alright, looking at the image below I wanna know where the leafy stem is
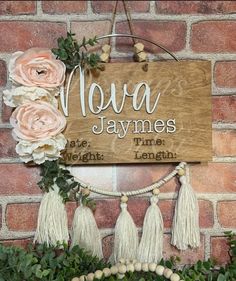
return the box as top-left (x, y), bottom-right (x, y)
top-left (52, 32), bottom-right (101, 70)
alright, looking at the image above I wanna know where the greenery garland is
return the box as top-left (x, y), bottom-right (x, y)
top-left (0, 231), bottom-right (235, 281)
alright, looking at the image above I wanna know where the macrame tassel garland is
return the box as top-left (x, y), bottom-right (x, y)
top-left (111, 196), bottom-right (139, 264)
top-left (71, 205), bottom-right (103, 259)
top-left (171, 169), bottom-right (200, 250)
top-left (34, 186), bottom-right (69, 246)
top-left (137, 189), bottom-right (163, 263)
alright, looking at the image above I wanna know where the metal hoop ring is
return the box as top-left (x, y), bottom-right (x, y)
top-left (97, 33), bottom-right (179, 61)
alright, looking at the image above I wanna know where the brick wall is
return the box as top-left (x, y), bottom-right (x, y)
top-left (0, 1), bottom-right (236, 265)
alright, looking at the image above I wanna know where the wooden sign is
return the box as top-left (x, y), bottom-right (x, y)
top-left (60, 61), bottom-right (212, 165)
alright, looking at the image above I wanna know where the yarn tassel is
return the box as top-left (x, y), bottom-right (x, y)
top-left (171, 169), bottom-right (200, 250)
top-left (111, 196), bottom-right (139, 264)
top-left (71, 204), bottom-right (103, 259)
top-left (34, 186), bottom-right (69, 246)
top-left (137, 189), bottom-right (163, 263)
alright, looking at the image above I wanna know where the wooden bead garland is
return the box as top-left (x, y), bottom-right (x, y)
top-left (72, 261), bottom-right (183, 281)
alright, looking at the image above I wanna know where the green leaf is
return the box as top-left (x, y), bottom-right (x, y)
top-left (217, 273), bottom-right (226, 281)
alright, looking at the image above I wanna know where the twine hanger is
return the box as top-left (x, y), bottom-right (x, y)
top-left (100, 0), bottom-right (148, 63)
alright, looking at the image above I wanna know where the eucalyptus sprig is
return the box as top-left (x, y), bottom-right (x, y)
top-left (52, 32), bottom-right (101, 70)
top-left (38, 160), bottom-right (95, 209)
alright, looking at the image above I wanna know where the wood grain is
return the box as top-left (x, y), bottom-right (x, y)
top-left (60, 61), bottom-right (212, 165)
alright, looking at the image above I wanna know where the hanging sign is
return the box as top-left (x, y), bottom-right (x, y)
top-left (60, 61), bottom-right (212, 164)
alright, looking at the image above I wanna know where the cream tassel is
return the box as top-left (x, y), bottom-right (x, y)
top-left (137, 189), bottom-right (163, 263)
top-left (71, 204), bottom-right (103, 259)
top-left (111, 196), bottom-right (139, 264)
top-left (34, 186), bottom-right (69, 246)
top-left (171, 168), bottom-right (200, 250)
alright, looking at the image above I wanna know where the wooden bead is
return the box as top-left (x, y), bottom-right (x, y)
top-left (156, 265), bottom-right (165, 276)
top-left (178, 168), bottom-right (185, 176)
top-left (103, 268), bottom-right (111, 277)
top-left (94, 270), bottom-right (103, 279)
top-left (100, 52), bottom-right (110, 63)
top-left (118, 264), bottom-right (127, 274)
top-left (110, 266), bottom-right (118, 275)
top-left (127, 263), bottom-right (135, 272)
top-left (134, 262), bottom-right (142, 271)
top-left (134, 51), bottom-right (147, 62)
top-left (121, 195), bottom-right (128, 203)
top-left (170, 273), bottom-right (181, 281)
top-left (141, 262), bottom-right (149, 272)
top-left (153, 188), bottom-right (160, 195)
top-left (82, 188), bottom-right (90, 196)
top-left (87, 273), bottom-right (94, 281)
top-left (164, 268), bottom-right (173, 279)
top-left (71, 278), bottom-right (80, 281)
top-left (134, 42), bottom-right (144, 53)
top-left (117, 273), bottom-right (125, 279)
top-left (119, 258), bottom-right (125, 264)
top-left (102, 44), bottom-right (111, 53)
top-left (148, 262), bottom-right (157, 272)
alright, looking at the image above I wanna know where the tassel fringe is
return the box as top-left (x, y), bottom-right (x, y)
top-left (137, 195), bottom-right (163, 263)
top-left (171, 173), bottom-right (200, 250)
top-left (71, 205), bottom-right (103, 259)
top-left (34, 188), bottom-right (69, 246)
top-left (111, 202), bottom-right (139, 264)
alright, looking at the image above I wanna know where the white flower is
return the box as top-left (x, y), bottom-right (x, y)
top-left (3, 86), bottom-right (58, 108)
top-left (16, 134), bottom-right (67, 164)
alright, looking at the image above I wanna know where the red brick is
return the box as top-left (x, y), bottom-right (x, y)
top-left (156, 1), bottom-right (236, 14)
top-left (211, 236), bottom-right (231, 265)
top-left (1, 104), bottom-right (14, 124)
top-left (116, 164), bottom-right (180, 193)
top-left (71, 21), bottom-right (111, 52)
top-left (164, 234), bottom-right (205, 265)
top-left (92, 1), bottom-right (150, 13)
top-left (0, 164), bottom-right (41, 195)
top-left (191, 21), bottom-right (236, 53)
top-left (0, 22), bottom-right (66, 52)
top-left (66, 201), bottom-right (77, 228)
top-left (0, 1), bottom-right (36, 15)
top-left (215, 61), bottom-right (236, 88)
top-left (0, 129), bottom-right (17, 158)
top-left (213, 95), bottom-right (236, 123)
top-left (217, 201), bottom-right (236, 228)
top-left (199, 200), bottom-right (214, 228)
top-left (116, 21), bottom-right (186, 53)
top-left (102, 235), bottom-right (113, 261)
top-left (6, 203), bottom-right (39, 231)
top-left (0, 60), bottom-right (7, 86)
top-left (102, 234), bottom-right (205, 264)
top-left (94, 199), bottom-right (120, 229)
top-left (2, 238), bottom-right (32, 249)
top-left (42, 1), bottom-right (87, 14)
top-left (213, 130), bottom-right (236, 157)
top-left (190, 163), bottom-right (236, 193)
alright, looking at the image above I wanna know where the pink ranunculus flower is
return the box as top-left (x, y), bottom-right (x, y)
top-left (9, 48), bottom-right (66, 88)
top-left (10, 100), bottom-right (67, 142)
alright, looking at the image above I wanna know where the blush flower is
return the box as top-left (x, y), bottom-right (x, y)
top-left (10, 100), bottom-right (66, 141)
top-left (9, 48), bottom-right (66, 88)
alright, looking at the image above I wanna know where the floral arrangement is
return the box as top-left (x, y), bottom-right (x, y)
top-left (4, 33), bottom-right (99, 165)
